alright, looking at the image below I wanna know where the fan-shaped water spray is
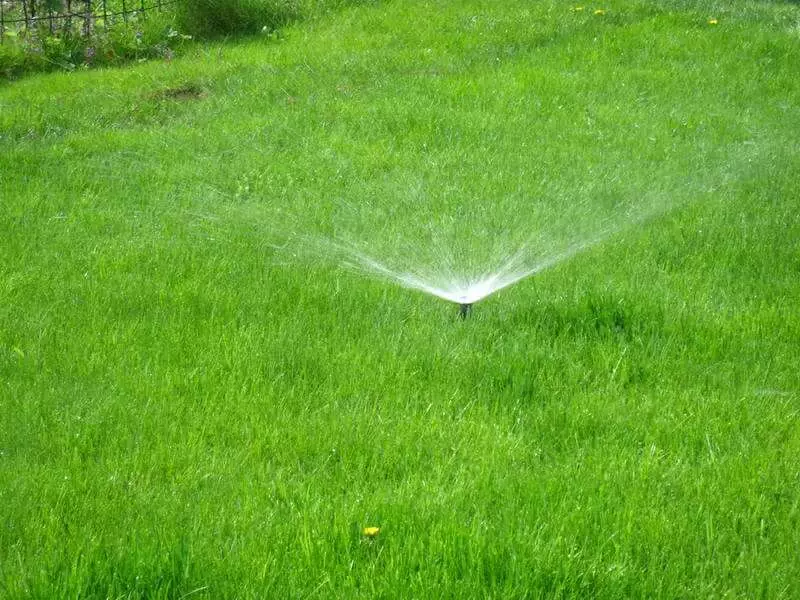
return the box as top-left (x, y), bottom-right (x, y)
top-left (247, 142), bottom-right (758, 318)
top-left (292, 205), bottom-right (660, 317)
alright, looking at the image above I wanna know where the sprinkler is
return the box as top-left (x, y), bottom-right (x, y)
top-left (458, 303), bottom-right (472, 319)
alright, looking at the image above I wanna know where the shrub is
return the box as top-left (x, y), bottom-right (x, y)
top-left (174, 0), bottom-right (302, 38)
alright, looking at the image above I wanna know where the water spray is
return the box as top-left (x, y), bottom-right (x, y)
top-left (297, 210), bottom-right (663, 322)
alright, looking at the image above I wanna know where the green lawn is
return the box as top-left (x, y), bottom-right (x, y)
top-left (2, 1), bottom-right (800, 597)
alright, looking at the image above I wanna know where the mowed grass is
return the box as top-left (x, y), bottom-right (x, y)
top-left (2, 0), bottom-right (800, 597)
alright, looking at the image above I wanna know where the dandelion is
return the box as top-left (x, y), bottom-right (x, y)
top-left (362, 526), bottom-right (380, 538)
top-left (594, 9), bottom-right (606, 15)
top-left (571, 6), bottom-right (584, 11)
top-left (708, 18), bottom-right (718, 25)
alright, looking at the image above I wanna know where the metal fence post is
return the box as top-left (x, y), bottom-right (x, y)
top-left (83, 0), bottom-right (90, 36)
top-left (65, 0), bottom-right (72, 35)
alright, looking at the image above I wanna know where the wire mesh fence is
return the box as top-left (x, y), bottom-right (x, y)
top-left (0, 0), bottom-right (178, 42)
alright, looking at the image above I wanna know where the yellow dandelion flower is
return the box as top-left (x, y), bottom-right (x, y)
top-left (571, 6), bottom-right (585, 11)
top-left (708, 18), bottom-right (718, 25)
top-left (362, 526), bottom-right (380, 537)
top-left (594, 9), bottom-right (606, 16)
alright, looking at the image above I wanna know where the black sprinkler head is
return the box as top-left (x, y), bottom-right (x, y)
top-left (458, 303), bottom-right (472, 319)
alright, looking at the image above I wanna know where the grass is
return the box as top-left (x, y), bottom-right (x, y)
top-left (2, 0), bottom-right (800, 597)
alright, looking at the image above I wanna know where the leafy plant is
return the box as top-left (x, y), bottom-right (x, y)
top-left (0, 13), bottom-right (190, 78)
